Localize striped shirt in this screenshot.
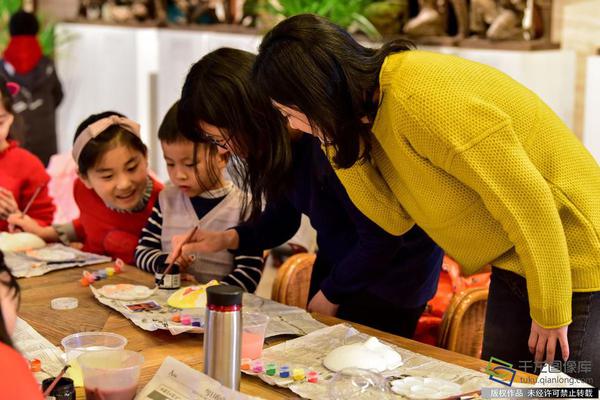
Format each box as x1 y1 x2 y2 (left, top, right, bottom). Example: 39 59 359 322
135 195 264 293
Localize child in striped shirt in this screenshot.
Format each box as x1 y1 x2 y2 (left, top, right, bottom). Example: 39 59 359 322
135 102 264 292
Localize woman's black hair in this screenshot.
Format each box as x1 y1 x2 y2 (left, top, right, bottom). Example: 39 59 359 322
179 47 292 220
0 251 21 348
74 111 148 176
159 101 226 196
253 13 414 169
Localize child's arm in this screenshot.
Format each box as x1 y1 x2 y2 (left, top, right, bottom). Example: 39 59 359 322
7 214 59 242
21 183 55 228
220 250 265 294
135 202 169 273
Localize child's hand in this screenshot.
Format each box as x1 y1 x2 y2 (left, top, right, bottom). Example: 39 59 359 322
179 229 240 257
165 251 193 270
7 213 42 235
0 188 19 220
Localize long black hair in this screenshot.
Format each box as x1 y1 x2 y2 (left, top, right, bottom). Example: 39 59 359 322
253 14 413 169
179 47 292 220
0 251 20 348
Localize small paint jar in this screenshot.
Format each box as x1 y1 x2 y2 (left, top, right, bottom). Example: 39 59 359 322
251 360 264 373
240 358 252 371
41 377 75 400
154 264 181 290
292 368 305 381
307 370 319 383
106 267 115 276
265 363 277 376
180 314 192 325
279 365 290 378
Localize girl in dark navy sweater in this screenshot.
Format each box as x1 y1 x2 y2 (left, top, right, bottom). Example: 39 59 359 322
175 48 442 337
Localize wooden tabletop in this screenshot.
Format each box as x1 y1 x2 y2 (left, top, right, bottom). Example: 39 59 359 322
18 262 536 398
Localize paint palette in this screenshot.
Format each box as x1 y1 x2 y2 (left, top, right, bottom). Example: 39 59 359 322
26 248 78 262
390 377 462 399
97 284 156 301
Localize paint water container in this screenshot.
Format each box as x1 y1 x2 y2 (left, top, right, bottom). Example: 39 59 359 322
204 285 243 390
154 264 180 289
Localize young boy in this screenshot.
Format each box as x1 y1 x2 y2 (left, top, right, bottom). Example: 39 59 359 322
135 102 264 292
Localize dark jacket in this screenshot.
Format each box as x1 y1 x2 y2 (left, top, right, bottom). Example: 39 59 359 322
236 134 442 308
0 56 63 166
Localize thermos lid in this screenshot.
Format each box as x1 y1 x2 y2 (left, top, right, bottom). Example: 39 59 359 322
207 285 243 307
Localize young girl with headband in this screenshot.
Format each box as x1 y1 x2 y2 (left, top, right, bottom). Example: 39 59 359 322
0 77 55 232
9 111 163 263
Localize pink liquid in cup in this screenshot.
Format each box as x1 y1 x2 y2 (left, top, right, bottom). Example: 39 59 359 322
241 331 265 359
85 385 137 400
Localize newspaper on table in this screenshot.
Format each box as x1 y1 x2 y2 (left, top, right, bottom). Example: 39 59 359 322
5 243 111 278
13 317 65 383
243 323 506 399
135 356 263 400
91 286 326 338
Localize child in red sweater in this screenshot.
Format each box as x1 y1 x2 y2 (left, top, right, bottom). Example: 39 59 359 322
0 251 44 400
9 111 163 263
0 77 55 231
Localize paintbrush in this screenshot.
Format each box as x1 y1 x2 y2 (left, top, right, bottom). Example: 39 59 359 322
42 364 70 397
22 185 43 216
157 226 198 285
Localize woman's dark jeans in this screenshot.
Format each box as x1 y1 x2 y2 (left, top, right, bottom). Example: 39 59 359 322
482 267 600 388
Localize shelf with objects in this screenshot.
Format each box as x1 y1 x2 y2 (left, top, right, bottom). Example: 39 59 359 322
39 0 558 51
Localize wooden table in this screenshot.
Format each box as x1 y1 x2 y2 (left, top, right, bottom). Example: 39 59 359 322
18 263 536 398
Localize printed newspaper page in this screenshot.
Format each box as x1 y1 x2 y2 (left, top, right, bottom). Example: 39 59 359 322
5 244 111 278
91 288 325 337
243 324 504 399
13 317 66 382
136 356 262 400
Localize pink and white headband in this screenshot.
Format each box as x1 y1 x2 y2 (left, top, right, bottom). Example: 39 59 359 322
72 115 141 164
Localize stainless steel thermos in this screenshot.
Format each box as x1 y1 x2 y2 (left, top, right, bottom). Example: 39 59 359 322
204 285 243 390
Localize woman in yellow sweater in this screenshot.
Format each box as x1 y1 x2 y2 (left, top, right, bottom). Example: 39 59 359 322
252 14 600 383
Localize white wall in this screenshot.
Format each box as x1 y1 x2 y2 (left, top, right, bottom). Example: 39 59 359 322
54 23 594 181
583 56 600 164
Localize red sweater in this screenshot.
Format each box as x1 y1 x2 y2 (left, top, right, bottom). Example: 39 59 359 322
0 140 55 232
72 177 162 264
0 342 44 400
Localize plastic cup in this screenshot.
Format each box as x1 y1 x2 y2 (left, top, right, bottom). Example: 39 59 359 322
78 349 144 400
61 332 127 387
328 368 393 400
241 312 269 360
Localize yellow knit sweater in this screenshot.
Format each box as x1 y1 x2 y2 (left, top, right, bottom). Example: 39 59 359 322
328 50 600 328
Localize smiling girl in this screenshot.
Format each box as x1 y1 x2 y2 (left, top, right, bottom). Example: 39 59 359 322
9 111 163 263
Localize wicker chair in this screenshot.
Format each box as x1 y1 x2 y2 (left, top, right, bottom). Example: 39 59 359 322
438 286 489 358
271 253 316 309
